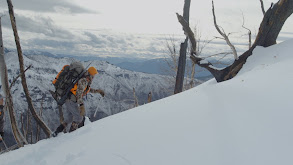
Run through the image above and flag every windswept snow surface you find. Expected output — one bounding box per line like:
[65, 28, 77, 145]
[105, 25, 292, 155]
[1, 40, 293, 164]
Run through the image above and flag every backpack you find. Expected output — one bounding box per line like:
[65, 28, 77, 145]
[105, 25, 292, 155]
[52, 61, 86, 105]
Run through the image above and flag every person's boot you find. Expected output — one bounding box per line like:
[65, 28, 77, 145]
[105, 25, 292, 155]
[52, 123, 66, 137]
[69, 121, 79, 132]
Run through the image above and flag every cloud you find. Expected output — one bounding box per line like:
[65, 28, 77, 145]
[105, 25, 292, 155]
[83, 32, 128, 49]
[29, 39, 76, 49]
[1, 25, 176, 59]
[84, 32, 108, 45]
[0, 0, 96, 14]
[2, 13, 74, 39]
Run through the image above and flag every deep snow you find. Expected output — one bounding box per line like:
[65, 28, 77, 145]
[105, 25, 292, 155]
[0, 39, 293, 165]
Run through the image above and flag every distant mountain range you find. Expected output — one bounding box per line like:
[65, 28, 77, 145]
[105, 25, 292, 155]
[4, 49, 230, 81]
[3, 48, 215, 80]
[1, 50, 203, 145]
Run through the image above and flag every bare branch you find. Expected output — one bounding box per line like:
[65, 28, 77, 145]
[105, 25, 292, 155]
[204, 52, 233, 59]
[9, 64, 32, 91]
[241, 13, 252, 49]
[260, 0, 266, 15]
[190, 54, 220, 75]
[212, 0, 238, 60]
[164, 37, 178, 73]
[227, 32, 239, 37]
[214, 36, 225, 40]
[198, 36, 216, 55]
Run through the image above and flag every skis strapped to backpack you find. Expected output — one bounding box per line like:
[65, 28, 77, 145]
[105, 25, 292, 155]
[51, 62, 92, 106]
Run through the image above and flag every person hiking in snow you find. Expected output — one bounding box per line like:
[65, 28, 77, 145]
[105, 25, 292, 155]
[0, 94, 5, 142]
[51, 62, 105, 137]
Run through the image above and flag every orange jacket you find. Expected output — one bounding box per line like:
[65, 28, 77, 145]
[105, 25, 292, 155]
[70, 82, 91, 96]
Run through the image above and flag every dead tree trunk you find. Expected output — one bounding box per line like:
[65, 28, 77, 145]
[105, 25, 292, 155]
[0, 16, 27, 147]
[7, 0, 52, 137]
[174, 0, 191, 94]
[174, 39, 188, 94]
[178, 0, 293, 82]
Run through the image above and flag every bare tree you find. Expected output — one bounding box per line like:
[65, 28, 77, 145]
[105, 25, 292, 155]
[176, 17, 216, 88]
[0, 16, 27, 147]
[9, 65, 32, 91]
[177, 0, 293, 82]
[7, 0, 52, 137]
[165, 19, 213, 89]
[163, 36, 179, 76]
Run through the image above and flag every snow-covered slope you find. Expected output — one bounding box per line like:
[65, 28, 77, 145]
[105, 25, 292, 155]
[1, 52, 195, 143]
[1, 39, 293, 165]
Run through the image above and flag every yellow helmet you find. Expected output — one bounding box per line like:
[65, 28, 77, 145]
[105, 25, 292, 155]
[88, 67, 98, 76]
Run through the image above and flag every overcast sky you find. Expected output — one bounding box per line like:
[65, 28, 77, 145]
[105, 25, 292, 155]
[0, 0, 292, 59]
